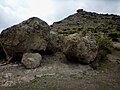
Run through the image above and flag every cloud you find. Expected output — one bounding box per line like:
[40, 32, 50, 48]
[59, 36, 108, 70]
[80, 0, 120, 14]
[25, 0, 54, 24]
[0, 0, 27, 32]
[48, 0, 86, 21]
[0, 0, 120, 32]
[0, 4, 20, 30]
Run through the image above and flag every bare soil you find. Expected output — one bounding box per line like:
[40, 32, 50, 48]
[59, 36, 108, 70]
[0, 51, 120, 90]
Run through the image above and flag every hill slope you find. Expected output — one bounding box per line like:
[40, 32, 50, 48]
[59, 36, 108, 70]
[51, 9, 120, 42]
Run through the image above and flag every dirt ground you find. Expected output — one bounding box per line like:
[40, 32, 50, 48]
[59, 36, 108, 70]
[0, 51, 120, 90]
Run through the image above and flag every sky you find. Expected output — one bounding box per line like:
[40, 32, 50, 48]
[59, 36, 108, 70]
[0, 0, 120, 32]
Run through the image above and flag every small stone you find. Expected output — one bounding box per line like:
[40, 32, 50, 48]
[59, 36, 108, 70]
[3, 73, 12, 79]
[20, 76, 34, 82]
[117, 60, 120, 64]
[2, 81, 15, 86]
[35, 75, 43, 78]
[0, 79, 6, 85]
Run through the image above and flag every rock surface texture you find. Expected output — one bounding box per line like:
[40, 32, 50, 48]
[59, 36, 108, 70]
[63, 33, 98, 64]
[21, 53, 42, 69]
[0, 17, 50, 58]
[46, 31, 64, 53]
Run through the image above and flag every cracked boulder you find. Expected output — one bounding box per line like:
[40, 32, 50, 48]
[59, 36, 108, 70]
[0, 17, 50, 59]
[63, 33, 98, 64]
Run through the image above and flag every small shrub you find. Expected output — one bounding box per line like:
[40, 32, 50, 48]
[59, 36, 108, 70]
[96, 50, 108, 62]
[96, 35, 113, 54]
[78, 28, 83, 31]
[108, 33, 119, 42]
[68, 30, 76, 34]
[96, 34, 114, 61]
[90, 35, 114, 69]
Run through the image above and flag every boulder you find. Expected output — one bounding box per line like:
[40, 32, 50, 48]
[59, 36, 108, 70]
[0, 17, 50, 58]
[21, 53, 42, 69]
[63, 33, 98, 64]
[77, 9, 84, 13]
[46, 31, 64, 53]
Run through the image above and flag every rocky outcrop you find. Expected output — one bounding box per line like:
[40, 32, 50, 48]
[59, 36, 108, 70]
[21, 53, 42, 69]
[62, 33, 98, 64]
[1, 10, 111, 65]
[46, 31, 98, 64]
[0, 17, 50, 58]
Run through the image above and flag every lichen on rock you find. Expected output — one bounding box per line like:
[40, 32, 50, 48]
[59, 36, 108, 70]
[0, 17, 50, 60]
[62, 33, 98, 64]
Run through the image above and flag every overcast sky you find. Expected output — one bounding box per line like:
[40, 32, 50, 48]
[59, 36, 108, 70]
[0, 0, 120, 32]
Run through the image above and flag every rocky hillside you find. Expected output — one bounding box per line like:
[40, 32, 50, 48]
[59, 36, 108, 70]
[0, 9, 120, 88]
[0, 9, 120, 67]
[51, 9, 120, 42]
[0, 16, 98, 65]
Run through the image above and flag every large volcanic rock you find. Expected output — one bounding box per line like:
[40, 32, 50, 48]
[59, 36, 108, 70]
[62, 33, 98, 64]
[0, 17, 50, 58]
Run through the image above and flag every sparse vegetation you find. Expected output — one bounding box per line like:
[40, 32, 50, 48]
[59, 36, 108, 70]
[96, 34, 113, 54]
[96, 33, 114, 61]
[91, 34, 114, 69]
